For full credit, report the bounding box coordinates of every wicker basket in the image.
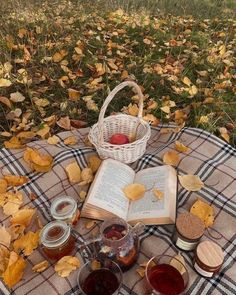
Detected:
[88,81,151,163]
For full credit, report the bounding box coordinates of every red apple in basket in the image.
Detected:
[109,133,130,145]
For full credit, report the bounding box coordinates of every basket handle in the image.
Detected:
[97,81,144,143]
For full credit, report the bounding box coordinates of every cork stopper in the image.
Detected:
[176,212,205,240]
[196,240,224,268]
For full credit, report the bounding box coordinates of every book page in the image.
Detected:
[86,159,135,220]
[127,165,176,223]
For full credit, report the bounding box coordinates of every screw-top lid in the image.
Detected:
[176,212,205,240]
[50,196,77,221]
[196,240,224,268]
[40,220,71,248]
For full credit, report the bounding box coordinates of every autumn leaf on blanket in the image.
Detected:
[13,231,40,256]
[47,135,60,145]
[4,137,25,149]
[87,155,102,173]
[32,260,49,273]
[163,150,180,166]
[178,175,204,191]
[79,190,87,200]
[2,252,26,288]
[65,162,81,183]
[0,226,11,248]
[142,114,160,127]
[123,183,146,201]
[175,141,190,153]
[0,179,7,193]
[8,224,25,241]
[23,147,53,172]
[136,266,145,277]
[190,199,214,228]
[4,175,29,187]
[64,136,78,145]
[79,168,94,186]
[0,247,10,275]
[54,256,80,277]
[1,191,23,216]
[11,208,36,227]
[170,253,186,275]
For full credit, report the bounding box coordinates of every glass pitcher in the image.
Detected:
[81,217,145,271]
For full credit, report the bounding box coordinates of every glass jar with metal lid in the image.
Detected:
[40,220,76,260]
[50,196,79,225]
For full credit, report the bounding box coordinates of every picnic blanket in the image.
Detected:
[0,125,235,295]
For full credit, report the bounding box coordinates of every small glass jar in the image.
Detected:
[40,220,76,260]
[172,212,205,251]
[194,240,224,277]
[50,196,79,225]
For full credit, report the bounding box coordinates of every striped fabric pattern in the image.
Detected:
[0,126,235,295]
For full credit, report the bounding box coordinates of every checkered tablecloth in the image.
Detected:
[0,125,235,295]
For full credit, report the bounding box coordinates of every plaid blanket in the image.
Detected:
[0,126,235,295]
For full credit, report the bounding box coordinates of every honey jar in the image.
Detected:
[40,220,76,260]
[50,196,79,225]
[194,240,224,277]
[172,212,205,251]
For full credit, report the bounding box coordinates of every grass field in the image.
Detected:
[0,0,235,147]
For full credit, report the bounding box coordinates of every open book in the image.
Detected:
[81,159,177,225]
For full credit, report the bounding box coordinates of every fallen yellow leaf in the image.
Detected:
[10,92,25,102]
[123,183,146,201]
[4,175,29,187]
[0,226,11,248]
[64,136,78,145]
[178,175,204,191]
[0,96,12,108]
[2,191,23,216]
[79,168,94,186]
[175,141,190,153]
[143,114,160,127]
[11,208,36,227]
[163,150,180,166]
[65,162,81,183]
[13,231,40,256]
[79,190,87,200]
[54,256,80,277]
[182,76,192,86]
[0,179,7,193]
[36,124,50,139]
[8,224,25,241]
[0,78,12,87]
[4,137,24,149]
[32,260,49,273]
[47,135,60,145]
[87,155,102,173]
[68,88,80,101]
[153,189,164,200]
[190,199,214,228]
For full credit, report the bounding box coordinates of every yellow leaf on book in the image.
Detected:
[65,162,81,183]
[178,175,204,191]
[153,189,164,200]
[123,183,146,201]
[163,150,180,166]
[190,199,214,228]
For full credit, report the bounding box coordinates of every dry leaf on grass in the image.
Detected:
[79,168,94,186]
[0,179,7,193]
[68,88,80,101]
[11,208,36,227]
[2,252,26,288]
[13,231,40,256]
[87,155,101,173]
[64,136,78,145]
[0,226,11,248]
[0,78,12,87]
[36,124,50,139]
[4,137,25,149]
[57,116,71,130]
[4,175,29,187]
[190,199,214,228]
[32,260,49,273]
[175,141,190,153]
[153,189,164,200]
[47,135,60,145]
[170,253,186,275]
[178,175,204,191]
[0,96,12,108]
[65,162,81,183]
[10,92,25,103]
[143,114,160,127]
[163,150,180,166]
[123,183,146,201]
[54,256,80,277]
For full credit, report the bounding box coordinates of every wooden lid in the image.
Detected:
[176,212,205,240]
[196,240,224,268]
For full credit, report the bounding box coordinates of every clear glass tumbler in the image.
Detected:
[145,254,189,295]
[77,258,123,295]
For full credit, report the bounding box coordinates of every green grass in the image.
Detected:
[0,0,235,147]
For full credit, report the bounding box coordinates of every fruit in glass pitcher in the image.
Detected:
[109,133,130,145]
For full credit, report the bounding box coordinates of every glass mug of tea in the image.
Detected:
[145,255,189,295]
[81,217,145,271]
[77,258,123,295]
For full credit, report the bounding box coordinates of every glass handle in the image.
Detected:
[78,236,102,249]
[131,222,145,236]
